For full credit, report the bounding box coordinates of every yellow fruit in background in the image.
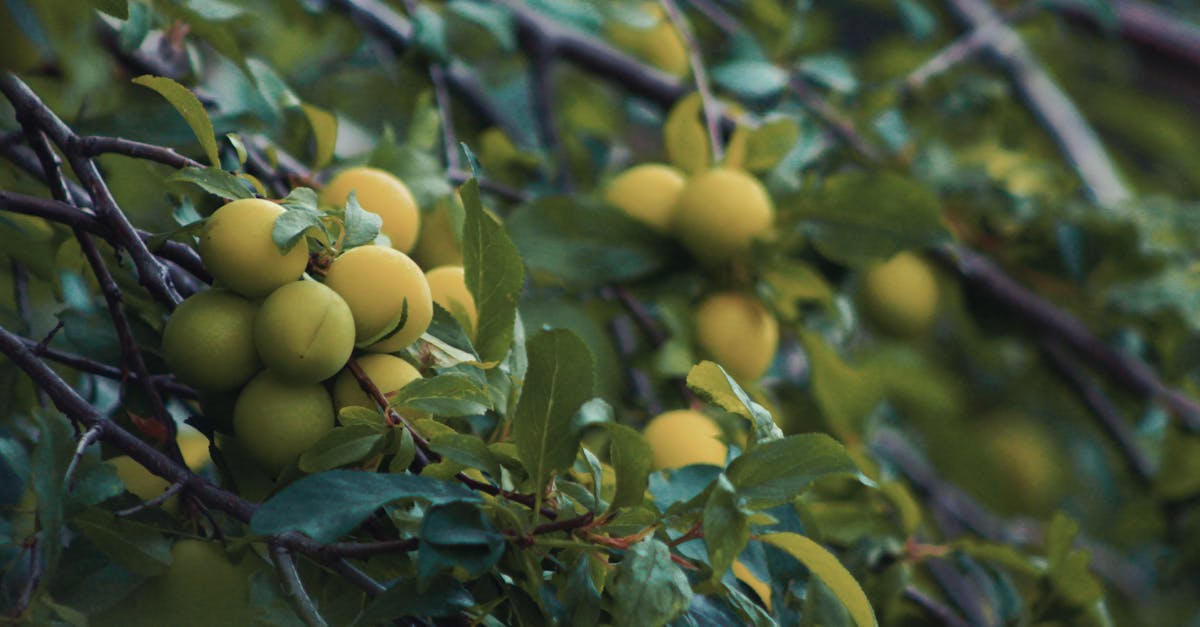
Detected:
[978,415,1064,513]
[672,168,774,262]
[321,167,421,253]
[606,3,689,77]
[197,198,309,298]
[94,539,259,627]
[413,200,464,268]
[643,409,728,470]
[859,251,939,338]
[254,280,355,383]
[323,245,433,352]
[332,353,422,411]
[161,289,260,391]
[0,2,42,73]
[233,371,335,474]
[732,560,772,610]
[425,265,477,336]
[604,164,686,233]
[693,292,778,383]
[177,430,212,471]
[109,456,178,512]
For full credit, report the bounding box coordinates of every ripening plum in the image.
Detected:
[605,3,689,77]
[322,245,433,352]
[320,167,421,253]
[254,280,355,383]
[233,371,335,474]
[671,168,774,263]
[161,289,260,391]
[109,456,178,512]
[642,409,728,470]
[693,292,778,383]
[425,265,477,337]
[197,198,309,298]
[858,251,939,338]
[604,164,686,233]
[413,198,464,268]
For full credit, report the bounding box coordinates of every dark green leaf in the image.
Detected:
[508,196,676,289]
[357,574,473,625]
[447,1,516,51]
[412,4,449,62]
[703,474,749,583]
[513,329,595,496]
[608,538,693,627]
[297,425,385,473]
[605,423,653,511]
[418,502,504,585]
[794,171,950,268]
[563,553,602,627]
[797,54,857,94]
[429,433,502,480]
[251,470,480,543]
[132,75,220,166]
[461,178,524,363]
[72,508,172,577]
[272,206,326,254]
[712,61,788,101]
[93,0,129,19]
[167,166,256,200]
[726,434,859,509]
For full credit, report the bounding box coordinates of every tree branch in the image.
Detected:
[660,0,724,162]
[942,0,1132,207]
[269,543,330,627]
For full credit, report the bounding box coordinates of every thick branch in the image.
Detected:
[1053,0,1200,69]
[943,0,1132,207]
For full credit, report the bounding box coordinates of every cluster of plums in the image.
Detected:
[160,167,476,475]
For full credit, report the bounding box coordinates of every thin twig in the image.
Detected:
[429,64,461,172]
[1051,0,1200,69]
[527,35,573,190]
[269,543,330,627]
[63,425,104,491]
[789,78,884,163]
[114,481,185,517]
[904,2,1040,91]
[660,0,723,162]
[13,334,196,398]
[942,0,1132,207]
[1039,337,1154,484]
[610,287,701,407]
[77,135,204,170]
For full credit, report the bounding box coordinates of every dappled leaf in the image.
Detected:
[726,434,860,509]
[608,538,693,627]
[461,179,524,363]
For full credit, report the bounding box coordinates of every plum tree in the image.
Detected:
[232,371,335,474]
[425,265,477,337]
[254,280,356,383]
[332,353,423,411]
[161,289,260,391]
[858,251,939,338]
[671,168,774,262]
[323,244,433,352]
[642,409,728,470]
[196,198,309,298]
[603,163,686,233]
[693,292,778,382]
[108,455,177,512]
[321,167,421,253]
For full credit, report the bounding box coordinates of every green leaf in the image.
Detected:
[334,191,381,250]
[608,538,693,627]
[251,470,480,543]
[1046,512,1104,606]
[461,179,524,363]
[301,103,338,169]
[412,4,449,62]
[797,54,858,94]
[337,406,387,429]
[167,166,255,200]
[797,331,883,435]
[760,532,877,627]
[297,425,385,473]
[712,60,789,101]
[32,411,71,581]
[793,171,950,268]
[604,423,653,511]
[447,0,516,51]
[664,93,712,174]
[513,329,595,498]
[703,474,749,583]
[357,575,473,625]
[726,434,859,509]
[93,0,129,19]
[429,433,502,480]
[508,196,676,288]
[418,502,504,585]
[389,372,490,416]
[72,508,172,577]
[132,75,221,167]
[686,361,782,445]
[744,116,802,172]
[563,553,603,627]
[762,261,836,320]
[272,206,325,254]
